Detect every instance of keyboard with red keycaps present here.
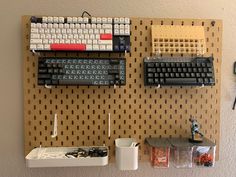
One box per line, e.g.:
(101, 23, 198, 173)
(29, 16, 131, 52)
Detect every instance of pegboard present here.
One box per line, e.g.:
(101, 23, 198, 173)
(23, 16, 222, 161)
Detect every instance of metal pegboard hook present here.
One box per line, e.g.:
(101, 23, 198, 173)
(108, 113, 111, 138)
(45, 84, 52, 89)
(51, 113, 58, 138)
(155, 84, 161, 89)
(199, 84, 205, 89)
(32, 50, 40, 56)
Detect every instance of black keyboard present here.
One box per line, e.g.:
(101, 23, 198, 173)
(144, 56, 215, 86)
(38, 57, 126, 86)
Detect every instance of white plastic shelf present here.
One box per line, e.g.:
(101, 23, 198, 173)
(26, 146, 108, 168)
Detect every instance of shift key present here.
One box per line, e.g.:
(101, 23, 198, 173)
(38, 69, 47, 73)
(38, 74, 51, 79)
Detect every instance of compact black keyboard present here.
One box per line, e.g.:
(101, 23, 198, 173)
(38, 57, 126, 86)
(144, 56, 215, 86)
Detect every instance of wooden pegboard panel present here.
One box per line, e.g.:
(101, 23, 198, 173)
(23, 16, 222, 161)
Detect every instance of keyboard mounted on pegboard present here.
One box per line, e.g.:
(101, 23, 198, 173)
(29, 16, 131, 52)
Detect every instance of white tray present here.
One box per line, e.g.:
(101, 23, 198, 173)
(26, 146, 108, 168)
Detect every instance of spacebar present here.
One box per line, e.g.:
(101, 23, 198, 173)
(165, 78, 197, 85)
(59, 80, 93, 85)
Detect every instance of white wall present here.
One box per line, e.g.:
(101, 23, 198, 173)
(0, 0, 236, 176)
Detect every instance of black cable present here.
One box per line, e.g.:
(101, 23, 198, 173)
(233, 96, 236, 110)
(81, 11, 92, 18)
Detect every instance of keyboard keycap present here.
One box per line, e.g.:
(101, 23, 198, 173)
(38, 79, 45, 84)
(148, 78, 154, 84)
(148, 73, 154, 77)
(108, 69, 119, 74)
(38, 69, 47, 73)
(165, 78, 197, 85)
(50, 44, 86, 51)
(148, 68, 156, 73)
(38, 74, 51, 79)
(59, 80, 93, 85)
(147, 63, 155, 67)
(100, 34, 112, 40)
(207, 73, 213, 77)
(154, 78, 159, 83)
(45, 80, 51, 84)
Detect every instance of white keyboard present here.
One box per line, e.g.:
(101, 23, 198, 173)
(29, 16, 131, 52)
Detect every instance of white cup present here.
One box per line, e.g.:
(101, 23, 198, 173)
(115, 138, 138, 170)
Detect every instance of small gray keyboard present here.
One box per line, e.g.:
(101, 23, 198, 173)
(38, 57, 126, 86)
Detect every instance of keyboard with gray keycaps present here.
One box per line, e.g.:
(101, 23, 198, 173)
(38, 58, 126, 86)
(30, 16, 131, 52)
(144, 56, 215, 86)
